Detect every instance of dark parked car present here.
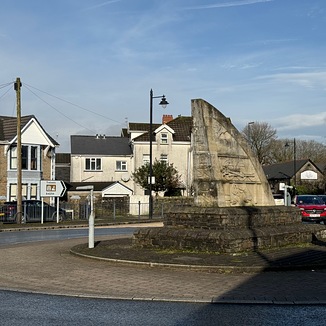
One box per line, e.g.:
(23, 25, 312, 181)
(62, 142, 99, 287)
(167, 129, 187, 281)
(3, 200, 66, 223)
(295, 195, 326, 223)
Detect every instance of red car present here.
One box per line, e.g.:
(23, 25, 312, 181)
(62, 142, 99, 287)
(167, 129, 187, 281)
(295, 195, 326, 223)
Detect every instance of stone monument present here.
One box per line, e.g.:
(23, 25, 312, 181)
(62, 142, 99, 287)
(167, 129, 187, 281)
(192, 98, 274, 207)
(133, 99, 326, 253)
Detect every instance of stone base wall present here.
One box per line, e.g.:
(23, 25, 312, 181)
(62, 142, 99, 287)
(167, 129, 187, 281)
(133, 224, 326, 253)
(132, 205, 326, 253)
(164, 205, 302, 229)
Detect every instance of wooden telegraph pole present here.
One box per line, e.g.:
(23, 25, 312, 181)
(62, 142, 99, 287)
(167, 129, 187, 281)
(14, 77, 23, 223)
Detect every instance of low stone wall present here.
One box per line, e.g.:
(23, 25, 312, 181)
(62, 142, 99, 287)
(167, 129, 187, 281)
(133, 224, 326, 253)
(132, 205, 326, 253)
(164, 205, 302, 229)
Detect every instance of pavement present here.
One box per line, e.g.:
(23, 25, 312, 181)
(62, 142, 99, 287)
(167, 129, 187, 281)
(1, 222, 326, 305)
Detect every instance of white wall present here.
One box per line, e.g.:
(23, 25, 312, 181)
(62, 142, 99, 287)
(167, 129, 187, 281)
(132, 131, 192, 196)
(70, 155, 133, 188)
(129, 195, 149, 215)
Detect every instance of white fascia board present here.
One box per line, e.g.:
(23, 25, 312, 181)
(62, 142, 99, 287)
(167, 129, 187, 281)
(102, 182, 133, 196)
(154, 124, 175, 134)
(11, 118, 56, 147)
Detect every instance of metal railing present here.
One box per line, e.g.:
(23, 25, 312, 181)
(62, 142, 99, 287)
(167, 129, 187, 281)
(60, 201, 164, 222)
(0, 197, 194, 224)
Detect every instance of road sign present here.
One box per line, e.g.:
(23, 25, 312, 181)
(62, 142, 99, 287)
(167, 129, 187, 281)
(41, 180, 66, 197)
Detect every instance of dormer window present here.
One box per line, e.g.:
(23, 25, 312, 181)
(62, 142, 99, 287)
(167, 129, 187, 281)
(161, 133, 168, 144)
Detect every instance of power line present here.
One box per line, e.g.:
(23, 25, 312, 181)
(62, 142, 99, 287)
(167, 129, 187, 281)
(24, 84, 97, 134)
(0, 85, 12, 99)
(0, 82, 13, 89)
(0, 83, 15, 116)
(24, 82, 123, 125)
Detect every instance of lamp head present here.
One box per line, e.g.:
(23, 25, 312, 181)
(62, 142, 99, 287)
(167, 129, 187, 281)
(159, 95, 169, 109)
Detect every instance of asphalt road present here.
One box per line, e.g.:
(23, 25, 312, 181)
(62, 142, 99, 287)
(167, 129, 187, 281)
(1, 290, 325, 326)
(1, 224, 326, 325)
(0, 225, 139, 246)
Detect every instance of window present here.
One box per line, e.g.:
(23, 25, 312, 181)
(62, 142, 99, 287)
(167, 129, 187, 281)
(9, 145, 39, 170)
(85, 158, 101, 171)
(9, 183, 38, 200)
(30, 184, 38, 200)
(22, 146, 28, 169)
(22, 184, 27, 199)
(160, 154, 168, 163)
(9, 184, 17, 201)
(30, 146, 38, 170)
(116, 161, 127, 171)
(9, 183, 27, 201)
(10, 146, 17, 169)
(143, 154, 150, 164)
(161, 133, 168, 144)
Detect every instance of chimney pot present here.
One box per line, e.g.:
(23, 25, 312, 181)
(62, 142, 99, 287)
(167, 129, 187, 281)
(162, 114, 173, 124)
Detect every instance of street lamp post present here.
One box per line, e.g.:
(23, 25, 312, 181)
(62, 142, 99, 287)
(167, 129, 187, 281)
(247, 121, 254, 148)
(285, 138, 297, 189)
(149, 89, 168, 219)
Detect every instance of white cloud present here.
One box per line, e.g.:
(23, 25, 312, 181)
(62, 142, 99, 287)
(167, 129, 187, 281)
(1, 0, 326, 150)
(82, 0, 122, 11)
(273, 112, 326, 131)
(184, 0, 274, 10)
(257, 71, 326, 89)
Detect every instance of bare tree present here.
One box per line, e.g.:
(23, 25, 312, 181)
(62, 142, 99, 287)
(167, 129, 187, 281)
(270, 139, 326, 163)
(295, 140, 326, 162)
(242, 122, 277, 165)
(243, 121, 326, 165)
(268, 139, 289, 163)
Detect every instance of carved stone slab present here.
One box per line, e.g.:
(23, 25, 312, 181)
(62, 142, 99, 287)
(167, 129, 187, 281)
(192, 99, 275, 207)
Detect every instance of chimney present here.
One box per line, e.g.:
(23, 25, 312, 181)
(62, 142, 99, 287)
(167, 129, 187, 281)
(162, 114, 173, 124)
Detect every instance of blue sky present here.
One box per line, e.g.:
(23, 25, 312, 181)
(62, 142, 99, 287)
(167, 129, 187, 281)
(0, 0, 326, 152)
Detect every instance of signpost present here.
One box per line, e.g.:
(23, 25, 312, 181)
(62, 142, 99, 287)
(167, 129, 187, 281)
(40, 180, 67, 223)
(41, 180, 66, 197)
(280, 183, 293, 206)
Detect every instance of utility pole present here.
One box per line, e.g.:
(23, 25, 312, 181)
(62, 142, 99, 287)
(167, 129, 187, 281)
(14, 77, 22, 223)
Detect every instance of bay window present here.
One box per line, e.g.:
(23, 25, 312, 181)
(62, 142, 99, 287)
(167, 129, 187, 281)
(9, 145, 40, 171)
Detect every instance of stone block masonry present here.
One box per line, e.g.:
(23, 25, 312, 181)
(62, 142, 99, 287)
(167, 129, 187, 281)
(133, 99, 326, 253)
(133, 205, 326, 253)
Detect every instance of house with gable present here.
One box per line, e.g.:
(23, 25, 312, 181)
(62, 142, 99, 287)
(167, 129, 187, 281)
(263, 159, 325, 194)
(66, 116, 191, 215)
(0, 115, 58, 201)
(69, 135, 133, 199)
(68, 115, 192, 200)
(127, 114, 193, 196)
